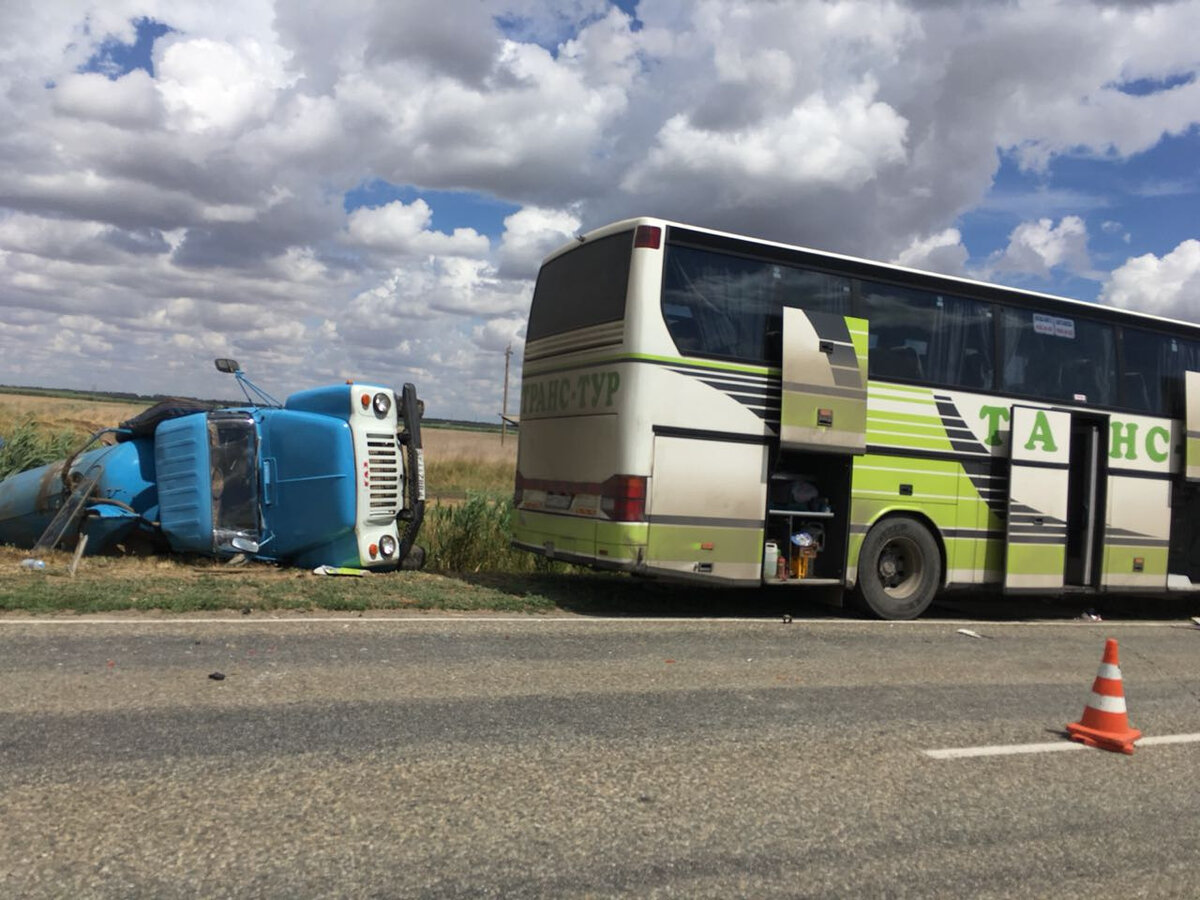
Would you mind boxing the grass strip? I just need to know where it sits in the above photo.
[0,567,561,615]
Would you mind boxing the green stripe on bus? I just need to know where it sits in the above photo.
[523,352,777,379]
[1101,545,1168,576]
[1187,435,1200,480]
[866,412,948,428]
[1005,543,1066,576]
[864,432,953,452]
[511,509,597,554]
[868,382,936,397]
[647,522,764,565]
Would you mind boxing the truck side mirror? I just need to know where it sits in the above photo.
[214,358,240,374]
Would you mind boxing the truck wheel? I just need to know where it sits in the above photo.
[854,516,941,620]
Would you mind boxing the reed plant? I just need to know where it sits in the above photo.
[423,456,514,498]
[422,492,568,574]
[0,419,79,481]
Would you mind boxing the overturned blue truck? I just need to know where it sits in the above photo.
[0,360,426,570]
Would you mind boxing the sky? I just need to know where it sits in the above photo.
[1,0,1199,421]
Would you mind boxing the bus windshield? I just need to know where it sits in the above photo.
[526,230,633,341]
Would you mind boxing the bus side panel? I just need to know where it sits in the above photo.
[847,454,960,587]
[646,436,766,583]
[1102,475,1170,589]
[847,384,990,589]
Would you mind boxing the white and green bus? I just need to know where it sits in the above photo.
[512,217,1200,618]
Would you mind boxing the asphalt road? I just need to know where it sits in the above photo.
[2,610,1199,898]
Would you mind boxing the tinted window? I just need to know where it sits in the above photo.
[526,231,633,341]
[860,282,994,390]
[662,243,850,363]
[1121,328,1200,416]
[999,308,1116,405]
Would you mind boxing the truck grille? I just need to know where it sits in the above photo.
[364,431,402,522]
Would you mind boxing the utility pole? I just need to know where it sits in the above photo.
[501,343,512,445]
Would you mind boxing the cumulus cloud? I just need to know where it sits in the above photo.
[1,0,1199,418]
[988,216,1097,279]
[495,206,581,278]
[1100,240,1200,320]
[51,70,162,127]
[892,228,969,277]
[346,200,491,259]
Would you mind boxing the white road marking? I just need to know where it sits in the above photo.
[925,742,1086,759]
[925,732,1200,759]
[1138,732,1200,746]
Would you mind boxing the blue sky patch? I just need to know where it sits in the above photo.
[1113,72,1195,96]
[79,17,171,79]
[344,180,521,237]
[957,125,1200,301]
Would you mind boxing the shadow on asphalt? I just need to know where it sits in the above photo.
[459,572,1200,623]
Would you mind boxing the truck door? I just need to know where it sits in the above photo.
[1004,406,1072,592]
[779,309,868,454]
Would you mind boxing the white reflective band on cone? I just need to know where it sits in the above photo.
[1096,663,1122,679]
[1087,692,1127,714]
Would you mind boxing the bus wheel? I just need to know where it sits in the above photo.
[854,517,941,620]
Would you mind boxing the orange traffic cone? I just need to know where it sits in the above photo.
[1066,638,1141,755]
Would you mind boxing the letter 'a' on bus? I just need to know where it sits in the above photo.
[511,216,1200,619]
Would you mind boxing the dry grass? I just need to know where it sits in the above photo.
[0,393,148,438]
[422,427,515,497]
[421,427,516,465]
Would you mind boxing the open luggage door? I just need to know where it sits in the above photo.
[779,309,868,454]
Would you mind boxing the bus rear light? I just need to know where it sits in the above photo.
[634,225,661,250]
[606,474,647,522]
[516,473,647,521]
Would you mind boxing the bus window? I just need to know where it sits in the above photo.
[527,231,633,341]
[1121,328,1200,416]
[999,308,1116,405]
[860,283,994,390]
[662,243,850,363]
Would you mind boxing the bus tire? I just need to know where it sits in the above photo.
[854,516,941,620]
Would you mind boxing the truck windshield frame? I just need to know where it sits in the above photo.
[208,412,261,551]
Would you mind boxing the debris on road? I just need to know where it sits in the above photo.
[208,672,226,681]
[313,565,368,577]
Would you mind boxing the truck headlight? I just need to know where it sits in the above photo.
[373,392,392,418]
[379,534,397,558]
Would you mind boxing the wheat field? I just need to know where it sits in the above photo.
[0,393,148,437]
